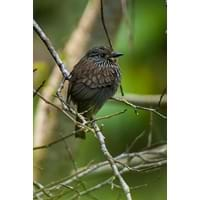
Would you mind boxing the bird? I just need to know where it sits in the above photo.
[67,46,123,139]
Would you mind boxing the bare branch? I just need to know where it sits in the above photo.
[92,122,132,200]
[33,80,46,97]
[69,172,148,200]
[61,137,98,200]
[33,89,92,133]
[33,20,70,79]
[100,0,113,50]
[33,89,76,124]
[34,144,166,199]
[112,97,167,120]
[68,177,114,200]
[126,130,146,153]
[33,133,74,150]
[114,93,167,108]
[54,79,132,199]
[100,0,125,97]
[92,109,127,122]
[33,181,52,198]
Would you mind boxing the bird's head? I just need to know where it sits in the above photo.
[86,46,123,63]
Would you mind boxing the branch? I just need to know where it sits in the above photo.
[33,80,46,98]
[92,122,132,200]
[55,84,132,199]
[60,136,97,200]
[33,89,76,124]
[68,176,114,200]
[34,144,166,199]
[34,86,166,200]
[158,88,167,108]
[33,133,74,150]
[34,109,127,151]
[33,181,52,198]
[34,90,166,151]
[33,20,70,80]
[114,93,167,108]
[100,0,113,50]
[112,97,167,120]
[100,0,125,96]
[92,109,127,122]
[33,89,93,133]
[68,171,147,200]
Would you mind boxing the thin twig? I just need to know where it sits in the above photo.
[69,168,148,200]
[33,89,76,123]
[114,93,167,108]
[33,89,92,133]
[33,80,46,97]
[57,78,66,98]
[33,181,52,198]
[101,0,125,97]
[55,90,97,136]
[60,184,81,198]
[92,122,132,200]
[112,97,167,120]
[33,133,74,150]
[157,87,167,109]
[92,109,127,122]
[120,84,125,96]
[100,0,113,50]
[61,136,98,200]
[126,130,146,153]
[33,20,70,80]
[68,176,114,200]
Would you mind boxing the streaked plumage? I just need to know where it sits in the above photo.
[67,46,122,139]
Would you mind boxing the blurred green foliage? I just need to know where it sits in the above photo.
[34,0,166,199]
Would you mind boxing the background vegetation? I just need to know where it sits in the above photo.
[33,0,166,199]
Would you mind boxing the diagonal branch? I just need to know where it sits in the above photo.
[33,133,74,150]
[92,122,132,200]
[33,20,70,80]
[33,80,46,98]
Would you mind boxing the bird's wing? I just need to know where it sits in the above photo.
[72,58,120,88]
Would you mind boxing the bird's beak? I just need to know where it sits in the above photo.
[111,51,124,58]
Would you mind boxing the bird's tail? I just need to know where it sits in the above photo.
[75,116,86,139]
